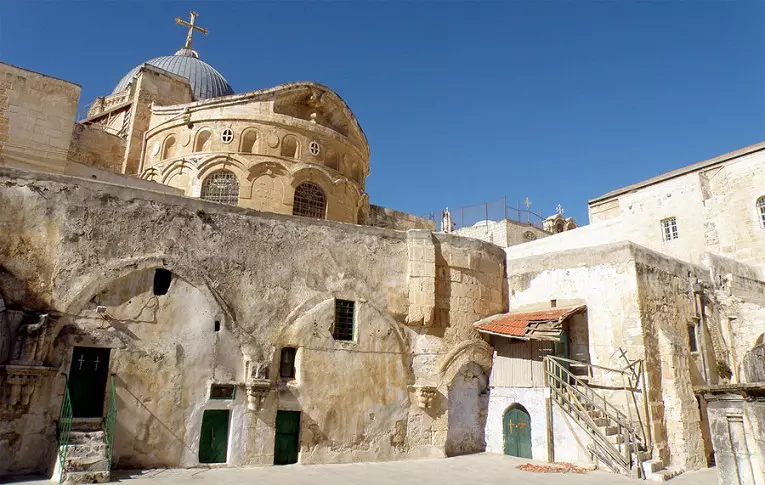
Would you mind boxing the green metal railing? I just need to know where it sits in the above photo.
[103,374,117,471]
[57,377,73,485]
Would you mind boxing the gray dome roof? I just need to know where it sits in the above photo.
[113,48,234,100]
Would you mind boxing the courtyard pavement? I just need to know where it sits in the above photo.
[9,453,719,485]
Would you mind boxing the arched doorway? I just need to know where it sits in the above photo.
[445,362,488,456]
[503,404,532,458]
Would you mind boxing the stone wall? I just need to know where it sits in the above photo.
[368,205,435,231]
[0,62,80,173]
[0,166,505,476]
[67,123,126,172]
[453,219,550,248]
[588,145,765,269]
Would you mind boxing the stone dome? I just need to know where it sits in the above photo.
[113,48,234,100]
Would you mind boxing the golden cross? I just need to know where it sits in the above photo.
[175,11,208,50]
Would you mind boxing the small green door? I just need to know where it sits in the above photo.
[274,411,301,465]
[68,347,111,418]
[503,407,532,459]
[198,410,230,463]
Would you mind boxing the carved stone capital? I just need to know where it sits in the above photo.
[245,378,272,412]
[410,385,438,409]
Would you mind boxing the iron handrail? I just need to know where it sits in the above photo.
[57,376,73,485]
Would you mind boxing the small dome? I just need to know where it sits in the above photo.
[113,48,234,100]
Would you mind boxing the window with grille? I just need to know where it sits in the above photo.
[280,347,297,379]
[758,197,765,228]
[661,217,678,241]
[201,171,239,206]
[333,299,355,341]
[292,183,326,219]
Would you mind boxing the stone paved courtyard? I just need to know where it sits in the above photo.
[10,453,718,485]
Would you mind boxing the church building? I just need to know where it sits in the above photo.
[0,10,763,485]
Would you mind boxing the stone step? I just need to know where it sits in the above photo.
[65,456,110,473]
[644,466,683,482]
[68,431,105,445]
[641,459,665,474]
[636,451,652,462]
[592,417,609,427]
[603,425,619,436]
[63,442,107,459]
[62,470,110,485]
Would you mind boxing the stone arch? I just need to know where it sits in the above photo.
[240,129,258,154]
[281,135,298,158]
[140,167,160,182]
[159,160,197,192]
[438,339,493,388]
[195,155,248,181]
[161,134,177,161]
[194,128,212,152]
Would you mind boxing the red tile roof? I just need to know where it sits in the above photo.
[474,305,585,339]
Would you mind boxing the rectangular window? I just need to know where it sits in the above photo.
[280,347,297,379]
[661,217,679,241]
[210,383,236,400]
[688,324,699,353]
[333,299,356,341]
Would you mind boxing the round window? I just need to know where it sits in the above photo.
[221,128,234,144]
[309,141,320,156]
[523,231,537,241]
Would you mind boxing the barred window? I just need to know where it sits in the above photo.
[661,217,678,241]
[292,183,326,219]
[201,171,239,206]
[333,299,355,341]
[758,197,765,228]
[280,347,297,379]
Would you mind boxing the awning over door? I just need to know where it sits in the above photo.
[473,305,586,341]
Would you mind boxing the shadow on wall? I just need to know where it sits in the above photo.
[445,362,489,456]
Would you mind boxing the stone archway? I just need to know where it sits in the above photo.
[444,361,488,456]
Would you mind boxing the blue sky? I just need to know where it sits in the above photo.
[2,1,764,225]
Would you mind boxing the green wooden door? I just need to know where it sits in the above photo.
[503,407,532,459]
[274,411,301,465]
[68,347,111,418]
[198,410,230,463]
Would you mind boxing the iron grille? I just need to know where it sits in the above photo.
[333,299,355,341]
[201,171,239,206]
[293,182,326,219]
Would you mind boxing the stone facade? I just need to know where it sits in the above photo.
[0,167,505,477]
[453,219,550,248]
[588,142,765,269]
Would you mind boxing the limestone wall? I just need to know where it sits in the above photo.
[454,220,550,248]
[367,205,435,231]
[0,62,80,173]
[587,146,765,269]
[67,124,126,172]
[0,167,505,476]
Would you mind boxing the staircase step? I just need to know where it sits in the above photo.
[62,470,110,485]
[644,466,683,482]
[63,443,107,459]
[592,418,609,427]
[603,426,619,436]
[68,431,105,445]
[608,434,625,444]
[641,459,665,474]
[65,456,110,473]
[636,451,652,462]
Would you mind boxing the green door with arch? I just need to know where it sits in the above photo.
[503,406,532,458]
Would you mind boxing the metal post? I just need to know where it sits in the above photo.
[485,202,488,228]
[504,196,507,220]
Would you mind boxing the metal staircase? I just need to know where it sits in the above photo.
[544,356,655,479]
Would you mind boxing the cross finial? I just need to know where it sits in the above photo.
[556,204,565,216]
[175,11,208,50]
[524,197,532,210]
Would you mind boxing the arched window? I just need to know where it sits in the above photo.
[281,135,298,158]
[240,130,258,153]
[161,135,177,160]
[201,170,240,206]
[194,130,212,152]
[292,182,326,219]
[758,197,765,227]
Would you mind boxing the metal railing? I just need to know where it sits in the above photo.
[56,377,73,485]
[428,197,547,231]
[103,374,117,471]
[544,356,647,478]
